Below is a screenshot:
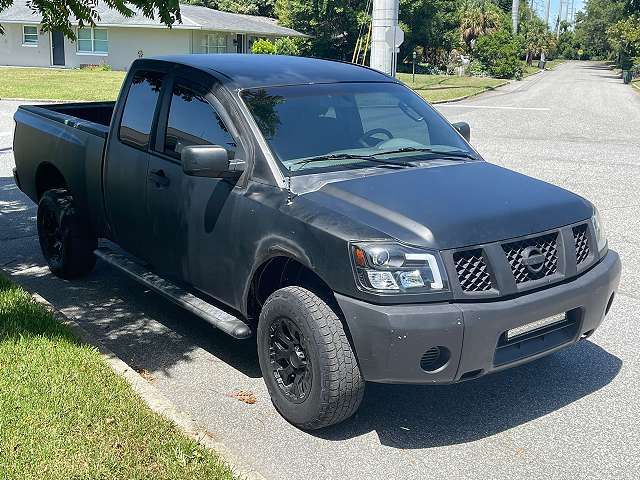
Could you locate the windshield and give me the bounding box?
[241,82,476,176]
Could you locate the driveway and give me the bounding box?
[1,62,639,480]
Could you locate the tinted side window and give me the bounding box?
[119,70,164,149]
[164,84,236,159]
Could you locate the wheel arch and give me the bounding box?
[246,252,344,327]
[35,162,67,200]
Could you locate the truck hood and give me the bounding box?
[303,162,593,250]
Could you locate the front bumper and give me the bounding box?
[336,250,621,384]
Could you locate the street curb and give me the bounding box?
[430,80,510,104]
[0,270,268,480]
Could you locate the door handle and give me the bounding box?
[149,169,170,187]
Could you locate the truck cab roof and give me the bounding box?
[145,54,396,89]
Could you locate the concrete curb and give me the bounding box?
[1,271,267,480]
[430,80,510,104]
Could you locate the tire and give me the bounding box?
[257,286,365,430]
[37,189,97,279]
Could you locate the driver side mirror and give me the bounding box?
[181,145,244,178]
[452,122,471,142]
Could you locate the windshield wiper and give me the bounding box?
[372,147,478,161]
[291,153,415,171]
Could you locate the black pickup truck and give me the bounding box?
[13,55,621,430]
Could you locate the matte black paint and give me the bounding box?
[12,55,622,384]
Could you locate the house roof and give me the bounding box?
[0,1,306,37]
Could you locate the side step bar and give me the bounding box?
[94,247,252,339]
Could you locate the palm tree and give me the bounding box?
[459,0,503,51]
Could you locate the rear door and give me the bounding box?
[104,67,167,260]
[145,72,239,278]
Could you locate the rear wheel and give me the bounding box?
[257,286,365,430]
[37,189,97,279]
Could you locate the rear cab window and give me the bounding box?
[119,70,165,149]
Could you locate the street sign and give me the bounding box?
[383,26,404,48]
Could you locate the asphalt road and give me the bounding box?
[1,61,639,480]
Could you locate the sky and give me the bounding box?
[530,0,586,28]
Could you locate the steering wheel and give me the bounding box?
[359,128,393,147]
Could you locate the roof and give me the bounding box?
[147,54,393,89]
[0,1,305,37]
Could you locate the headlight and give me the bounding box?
[351,242,447,293]
[592,208,607,253]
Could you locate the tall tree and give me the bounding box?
[459,0,504,51]
[0,0,181,38]
[275,0,368,60]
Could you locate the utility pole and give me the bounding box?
[370,0,401,76]
[512,0,520,34]
[545,0,551,27]
[556,0,564,38]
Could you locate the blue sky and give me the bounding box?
[531,0,586,27]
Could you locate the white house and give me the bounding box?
[0,1,305,70]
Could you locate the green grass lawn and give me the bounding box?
[0,67,125,101]
[397,73,507,103]
[0,276,235,480]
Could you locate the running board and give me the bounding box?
[94,247,252,339]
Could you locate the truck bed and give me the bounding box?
[13,101,116,235]
[18,101,115,137]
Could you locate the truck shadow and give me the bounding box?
[317,340,621,448]
[0,174,261,380]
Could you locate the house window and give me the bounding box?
[77,27,108,54]
[203,33,227,54]
[22,25,38,46]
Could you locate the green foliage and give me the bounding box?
[275,0,368,59]
[182,0,276,16]
[607,14,640,59]
[274,36,300,55]
[458,0,505,52]
[574,0,627,59]
[474,29,524,78]
[251,38,277,54]
[521,16,556,61]
[0,0,181,39]
[399,0,460,66]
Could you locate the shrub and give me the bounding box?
[251,39,276,54]
[474,30,523,79]
[274,37,300,56]
[467,59,489,77]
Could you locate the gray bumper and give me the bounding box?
[335,250,621,384]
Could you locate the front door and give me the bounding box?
[146,75,239,279]
[236,34,245,53]
[51,31,65,66]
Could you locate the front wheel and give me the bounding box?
[257,286,365,430]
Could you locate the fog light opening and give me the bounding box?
[605,292,615,316]
[420,346,451,373]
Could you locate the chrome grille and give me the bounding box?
[502,233,559,284]
[573,224,590,264]
[453,249,492,292]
